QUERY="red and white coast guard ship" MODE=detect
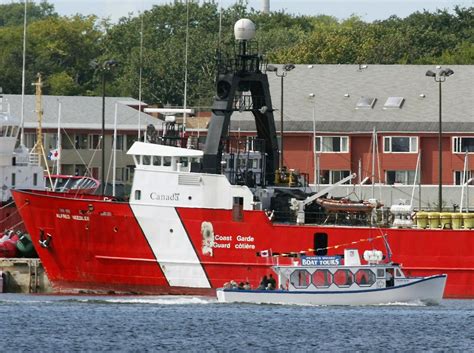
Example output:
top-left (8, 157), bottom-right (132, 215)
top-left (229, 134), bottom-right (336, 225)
top-left (11, 20), bottom-right (474, 298)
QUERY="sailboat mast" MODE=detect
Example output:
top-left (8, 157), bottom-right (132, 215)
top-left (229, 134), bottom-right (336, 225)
top-left (137, 13), bottom-right (144, 140)
top-left (57, 101), bottom-right (62, 175)
top-left (183, 0), bottom-right (190, 133)
top-left (20, 0), bottom-right (28, 146)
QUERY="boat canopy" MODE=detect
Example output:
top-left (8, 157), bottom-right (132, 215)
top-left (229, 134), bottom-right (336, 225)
top-left (127, 141), bottom-right (203, 158)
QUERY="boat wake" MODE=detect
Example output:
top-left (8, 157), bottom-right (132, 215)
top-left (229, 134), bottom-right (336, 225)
top-left (76, 295), bottom-right (216, 305)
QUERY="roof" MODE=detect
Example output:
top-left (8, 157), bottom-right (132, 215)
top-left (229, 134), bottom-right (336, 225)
top-left (2, 94), bottom-right (156, 131)
top-left (231, 64), bottom-right (474, 133)
top-left (127, 141), bottom-right (203, 157)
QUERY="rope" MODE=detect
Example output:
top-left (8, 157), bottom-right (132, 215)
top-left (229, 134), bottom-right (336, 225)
top-left (0, 200), bottom-right (15, 210)
top-left (270, 231), bottom-right (387, 258)
top-left (0, 202), bottom-right (28, 225)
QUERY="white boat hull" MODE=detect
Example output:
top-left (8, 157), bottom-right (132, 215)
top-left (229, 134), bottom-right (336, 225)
top-left (217, 275), bottom-right (447, 306)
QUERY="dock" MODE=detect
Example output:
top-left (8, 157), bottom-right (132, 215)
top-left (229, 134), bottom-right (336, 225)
top-left (0, 258), bottom-right (52, 293)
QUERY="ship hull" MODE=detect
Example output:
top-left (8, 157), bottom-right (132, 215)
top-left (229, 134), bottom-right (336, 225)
top-left (12, 189), bottom-right (474, 298)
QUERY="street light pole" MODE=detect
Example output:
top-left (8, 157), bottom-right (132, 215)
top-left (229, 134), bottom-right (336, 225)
top-left (426, 67), bottom-right (454, 212)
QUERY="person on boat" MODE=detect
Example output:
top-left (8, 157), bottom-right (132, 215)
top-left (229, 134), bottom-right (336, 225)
top-left (243, 282), bottom-right (251, 290)
top-left (258, 275), bottom-right (269, 290)
top-left (386, 269), bottom-right (394, 287)
top-left (238, 282), bottom-right (245, 290)
top-left (267, 274), bottom-right (277, 290)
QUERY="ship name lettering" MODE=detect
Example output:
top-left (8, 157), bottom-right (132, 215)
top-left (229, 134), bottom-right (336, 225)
top-left (235, 243), bottom-right (255, 250)
top-left (150, 192), bottom-right (180, 201)
top-left (215, 235), bottom-right (232, 241)
top-left (236, 235), bottom-right (254, 242)
top-left (56, 213), bottom-right (71, 219)
top-left (72, 215), bottom-right (89, 221)
top-left (212, 242), bottom-right (231, 249)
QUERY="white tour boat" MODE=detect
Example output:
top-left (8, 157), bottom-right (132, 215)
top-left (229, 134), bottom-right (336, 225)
top-left (216, 249), bottom-right (447, 306)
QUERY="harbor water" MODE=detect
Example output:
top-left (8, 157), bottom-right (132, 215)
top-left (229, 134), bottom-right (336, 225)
top-left (0, 294), bottom-right (472, 351)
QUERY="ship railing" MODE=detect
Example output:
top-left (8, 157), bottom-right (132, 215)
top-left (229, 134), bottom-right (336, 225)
top-left (28, 152), bottom-right (40, 165)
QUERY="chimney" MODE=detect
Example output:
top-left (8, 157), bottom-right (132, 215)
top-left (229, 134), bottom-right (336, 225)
top-left (262, 0), bottom-right (269, 14)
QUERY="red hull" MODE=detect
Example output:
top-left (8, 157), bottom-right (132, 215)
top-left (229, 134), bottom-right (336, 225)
top-left (12, 189), bottom-right (474, 298)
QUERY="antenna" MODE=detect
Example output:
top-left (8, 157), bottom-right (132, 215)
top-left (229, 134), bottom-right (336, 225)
top-left (20, 0), bottom-right (28, 147)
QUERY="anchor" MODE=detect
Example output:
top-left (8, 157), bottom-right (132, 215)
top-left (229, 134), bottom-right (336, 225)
top-left (39, 229), bottom-right (52, 248)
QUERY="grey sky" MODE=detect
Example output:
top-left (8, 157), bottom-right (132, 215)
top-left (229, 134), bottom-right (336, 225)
top-left (8, 0), bottom-right (471, 22)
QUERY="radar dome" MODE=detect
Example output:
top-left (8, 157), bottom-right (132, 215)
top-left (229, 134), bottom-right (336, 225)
top-left (234, 19), bottom-right (256, 41)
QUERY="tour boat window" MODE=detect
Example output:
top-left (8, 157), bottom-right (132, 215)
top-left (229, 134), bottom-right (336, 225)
top-left (163, 157), bottom-right (172, 167)
top-left (333, 269), bottom-right (354, 287)
top-left (135, 190), bottom-right (141, 200)
top-left (312, 269), bottom-right (332, 288)
top-left (355, 269), bottom-right (376, 287)
top-left (179, 157), bottom-right (189, 167)
top-left (396, 269), bottom-right (403, 277)
top-left (142, 156), bottom-right (151, 165)
top-left (377, 269), bottom-right (385, 278)
top-left (153, 156), bottom-right (161, 166)
top-left (290, 270), bottom-right (311, 289)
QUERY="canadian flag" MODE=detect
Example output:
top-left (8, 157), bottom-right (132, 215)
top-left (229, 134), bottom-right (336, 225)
top-left (259, 250), bottom-right (270, 257)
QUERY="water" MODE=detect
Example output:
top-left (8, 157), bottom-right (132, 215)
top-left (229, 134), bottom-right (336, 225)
top-left (0, 294), bottom-right (472, 352)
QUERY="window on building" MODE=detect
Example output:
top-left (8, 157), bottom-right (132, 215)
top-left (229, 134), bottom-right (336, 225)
top-left (383, 136), bottom-right (417, 153)
top-left (386, 170), bottom-right (417, 185)
top-left (126, 165), bottom-right (135, 182)
top-left (454, 171), bottom-right (474, 185)
top-left (75, 165), bottom-right (88, 176)
top-left (75, 134), bottom-right (88, 149)
top-left (127, 135), bottom-right (138, 150)
top-left (316, 136), bottom-right (349, 153)
top-left (90, 167), bottom-right (100, 180)
top-left (111, 135), bottom-right (125, 150)
top-left (453, 137), bottom-right (474, 153)
top-left (61, 133), bottom-right (74, 149)
top-left (24, 133), bottom-right (37, 149)
top-left (115, 168), bottom-right (124, 181)
top-left (88, 134), bottom-right (101, 150)
top-left (320, 170), bottom-right (351, 184)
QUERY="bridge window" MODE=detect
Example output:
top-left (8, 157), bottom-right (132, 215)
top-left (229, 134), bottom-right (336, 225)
top-left (355, 269), bottom-right (376, 287)
top-left (232, 197), bottom-right (243, 222)
top-left (290, 269), bottom-right (311, 289)
top-left (163, 157), bottom-right (172, 167)
top-left (334, 269), bottom-right (354, 287)
top-left (142, 156), bottom-right (151, 165)
top-left (179, 157), bottom-right (189, 168)
top-left (312, 269), bottom-right (332, 288)
top-left (153, 156), bottom-right (161, 166)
